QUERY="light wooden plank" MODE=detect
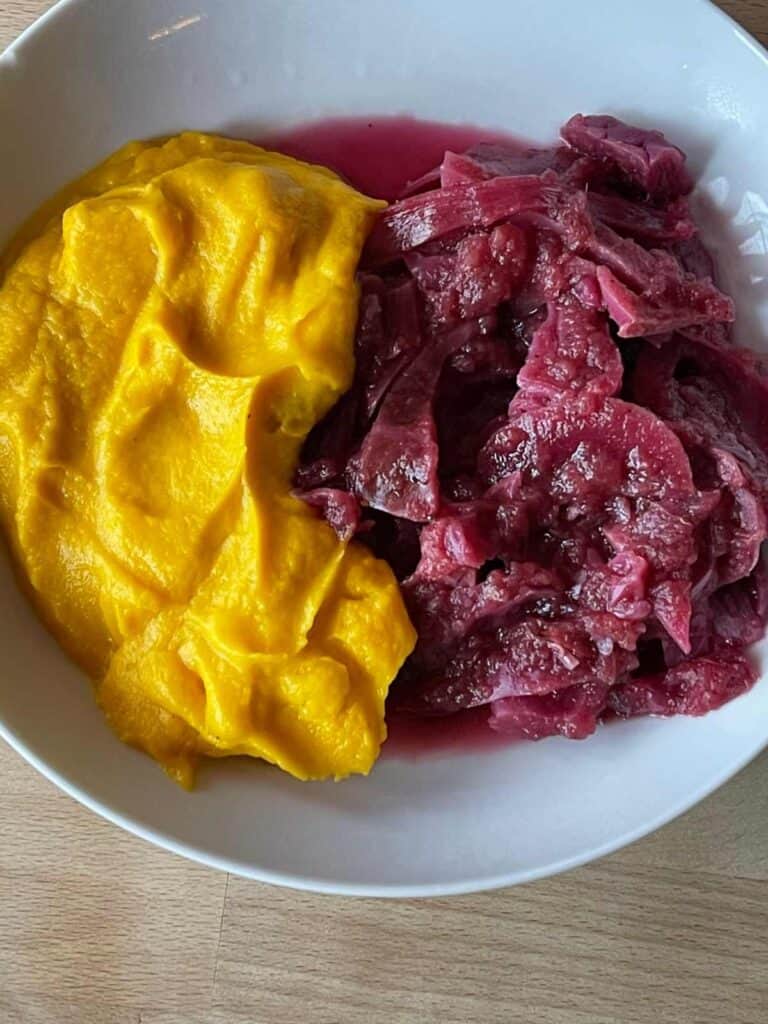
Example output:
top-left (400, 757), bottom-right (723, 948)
top-left (212, 861), bottom-right (768, 1024)
top-left (0, 744), bottom-right (227, 1024)
top-left (0, 0), bottom-right (52, 50)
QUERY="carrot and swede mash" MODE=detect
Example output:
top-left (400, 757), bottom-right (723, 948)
top-left (0, 132), bottom-right (415, 786)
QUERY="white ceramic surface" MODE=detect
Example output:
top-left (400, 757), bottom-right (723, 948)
top-left (1, 0), bottom-right (768, 896)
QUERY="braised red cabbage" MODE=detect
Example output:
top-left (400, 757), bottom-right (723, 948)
top-left (296, 113), bottom-right (763, 742)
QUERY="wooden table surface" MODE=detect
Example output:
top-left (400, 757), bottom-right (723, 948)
top-left (2, 1), bottom-right (768, 1022)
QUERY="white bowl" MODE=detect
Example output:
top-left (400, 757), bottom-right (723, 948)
top-left (2, 0), bottom-right (768, 896)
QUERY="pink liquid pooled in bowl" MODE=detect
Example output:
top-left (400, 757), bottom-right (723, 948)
top-left (264, 115), bottom-right (526, 201)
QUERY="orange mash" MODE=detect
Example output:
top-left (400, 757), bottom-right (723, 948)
top-left (0, 132), bottom-right (416, 786)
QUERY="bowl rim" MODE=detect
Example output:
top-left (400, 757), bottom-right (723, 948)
top-left (2, 0), bottom-right (768, 897)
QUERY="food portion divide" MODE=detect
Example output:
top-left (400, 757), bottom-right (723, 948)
top-left (0, 113), bottom-right (762, 784)
top-left (297, 114), bottom-right (766, 741)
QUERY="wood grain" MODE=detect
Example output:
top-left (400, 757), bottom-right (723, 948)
top-left (1, 2), bottom-right (768, 1023)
